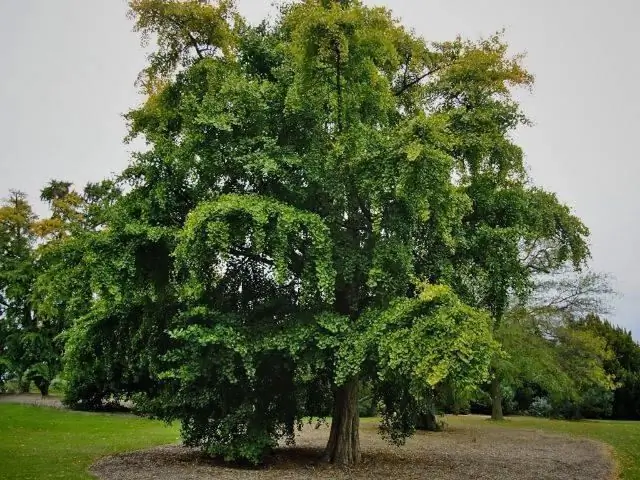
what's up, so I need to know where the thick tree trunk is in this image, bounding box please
[323,378,361,465]
[417,411,440,431]
[490,376,504,420]
[35,378,50,397]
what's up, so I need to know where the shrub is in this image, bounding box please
[551,388,614,420]
[48,376,67,395]
[528,396,553,418]
[580,388,614,419]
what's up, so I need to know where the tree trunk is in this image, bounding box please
[490,376,504,420]
[323,378,361,465]
[417,411,440,431]
[35,378,50,397]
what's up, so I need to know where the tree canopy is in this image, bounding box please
[0,0,601,467]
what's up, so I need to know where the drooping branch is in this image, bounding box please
[334,40,343,133]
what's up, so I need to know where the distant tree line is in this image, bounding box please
[451,314,640,421]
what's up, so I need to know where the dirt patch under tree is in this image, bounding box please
[91,420,615,480]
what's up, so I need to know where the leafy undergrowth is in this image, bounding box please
[446,415,640,480]
[0,403,179,480]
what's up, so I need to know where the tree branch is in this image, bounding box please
[164,14,207,60]
[394,64,445,96]
[229,247,306,276]
[526,248,553,273]
[400,53,411,92]
[187,32,205,59]
[521,238,540,263]
[229,248,274,267]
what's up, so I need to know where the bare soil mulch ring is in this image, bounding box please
[91,421,615,480]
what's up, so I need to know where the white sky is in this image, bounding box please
[0,0,637,337]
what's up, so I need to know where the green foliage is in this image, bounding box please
[493,309,572,397]
[493,308,615,418]
[59,224,176,410]
[496,308,613,398]
[555,387,614,419]
[176,194,336,302]
[528,396,553,418]
[12,0,594,466]
[482,265,613,419]
[54,0,519,463]
[408,0,592,420]
[0,190,57,395]
[573,314,640,419]
[352,285,495,442]
[128,0,239,92]
[0,180,127,402]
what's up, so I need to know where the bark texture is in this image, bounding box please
[34,378,50,397]
[417,411,441,431]
[323,378,361,465]
[490,376,504,420]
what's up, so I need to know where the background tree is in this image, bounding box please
[497,308,613,417]
[0,179,113,397]
[462,270,615,419]
[0,191,38,393]
[573,314,640,419]
[0,188,72,396]
[30,179,123,406]
[427,46,591,419]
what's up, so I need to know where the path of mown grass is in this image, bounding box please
[446,415,640,480]
[0,403,179,480]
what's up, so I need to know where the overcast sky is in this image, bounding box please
[0,1,638,337]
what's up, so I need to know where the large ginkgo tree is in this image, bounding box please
[56,0,589,466]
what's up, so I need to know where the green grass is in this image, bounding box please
[0,403,179,480]
[446,415,640,480]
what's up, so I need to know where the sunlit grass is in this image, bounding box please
[0,403,179,480]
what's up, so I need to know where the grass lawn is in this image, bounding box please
[446,415,640,480]
[1,402,638,480]
[0,403,179,480]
